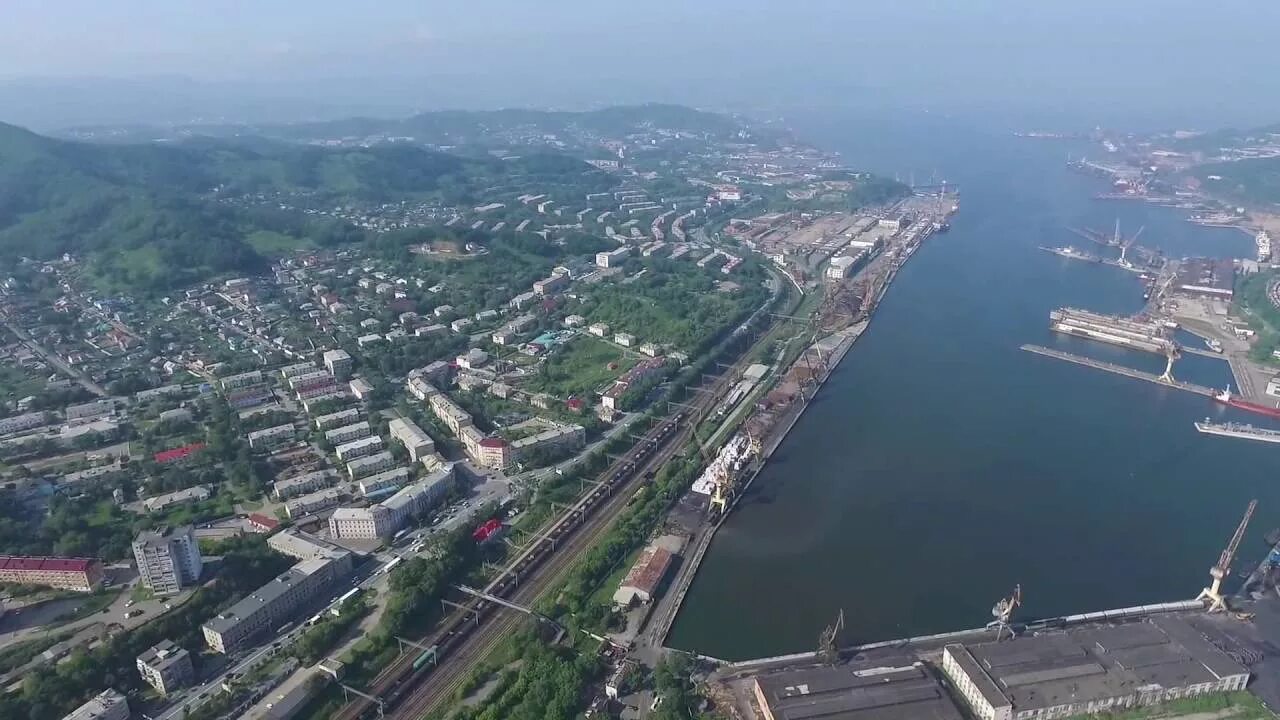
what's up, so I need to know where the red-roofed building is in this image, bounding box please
[472,518,503,543]
[0,555,103,592]
[612,545,674,607]
[475,436,509,470]
[247,513,281,534]
[154,442,205,464]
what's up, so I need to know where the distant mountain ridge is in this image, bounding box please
[0,119,616,290]
[59,103,751,147]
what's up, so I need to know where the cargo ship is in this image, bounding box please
[1194,418,1280,445]
[1039,245,1100,262]
[1214,387,1280,421]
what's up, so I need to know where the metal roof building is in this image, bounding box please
[942,616,1250,720]
[753,662,964,720]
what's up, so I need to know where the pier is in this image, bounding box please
[1020,344,1217,398]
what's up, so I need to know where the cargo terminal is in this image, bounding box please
[752,661,964,720]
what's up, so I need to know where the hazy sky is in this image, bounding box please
[3,0,1280,129]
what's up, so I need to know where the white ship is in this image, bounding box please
[1194,419,1280,444]
[1257,230,1272,262]
[1205,338,1224,353]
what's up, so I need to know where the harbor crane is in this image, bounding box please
[987,584,1022,641]
[818,609,845,665]
[1197,499,1258,612]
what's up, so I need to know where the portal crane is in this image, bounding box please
[987,584,1022,641]
[1197,499,1258,612]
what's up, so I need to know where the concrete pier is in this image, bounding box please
[1021,344,1216,398]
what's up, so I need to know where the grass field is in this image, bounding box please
[246,230,315,255]
[525,335,636,398]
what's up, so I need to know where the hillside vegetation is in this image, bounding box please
[1194,157,1280,208]
[0,121,614,290]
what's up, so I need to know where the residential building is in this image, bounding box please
[133,525,203,596]
[450,318,474,333]
[288,369,331,390]
[202,556,347,653]
[533,273,569,295]
[941,617,1250,720]
[357,466,413,496]
[347,450,396,479]
[595,247,631,268]
[279,362,317,379]
[137,640,194,695]
[273,470,335,500]
[356,333,382,348]
[509,422,586,464]
[639,342,662,357]
[1267,375,1280,398]
[588,322,610,337]
[219,370,264,391]
[614,332,635,347]
[266,529,353,574]
[428,392,474,435]
[323,349,353,380]
[509,290,538,310]
[324,420,371,446]
[335,435,383,461]
[470,433,510,470]
[65,398,125,425]
[564,314,586,328]
[456,348,489,369]
[415,323,447,338]
[247,423,296,449]
[328,506,394,541]
[284,487,343,519]
[142,485,212,512]
[0,555,103,592]
[407,376,438,401]
[62,689,130,720]
[349,377,374,400]
[388,417,435,461]
[0,411,49,436]
[313,407,360,431]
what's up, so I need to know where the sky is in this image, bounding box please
[3,0,1280,130]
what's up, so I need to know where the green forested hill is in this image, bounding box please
[1193,157,1280,208]
[0,122,614,290]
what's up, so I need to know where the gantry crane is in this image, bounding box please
[1198,499,1258,612]
[988,584,1022,641]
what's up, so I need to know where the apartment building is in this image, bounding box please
[137,640,194,695]
[247,423,296,449]
[347,450,395,479]
[133,525,203,596]
[335,435,383,462]
[0,555,103,592]
[201,556,347,653]
[272,470,336,500]
[388,417,435,461]
[325,420,371,446]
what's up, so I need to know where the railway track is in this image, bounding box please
[332,284,787,720]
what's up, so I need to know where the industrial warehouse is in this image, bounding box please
[941,617,1250,720]
[752,662,964,720]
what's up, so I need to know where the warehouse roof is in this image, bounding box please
[754,663,964,720]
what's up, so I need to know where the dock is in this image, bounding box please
[1020,344,1216,398]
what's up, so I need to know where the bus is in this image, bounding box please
[331,588,361,616]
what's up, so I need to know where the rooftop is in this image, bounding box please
[755,663,964,720]
[950,617,1249,713]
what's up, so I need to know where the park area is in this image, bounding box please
[525,335,635,399]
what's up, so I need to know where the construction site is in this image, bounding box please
[702,500,1280,720]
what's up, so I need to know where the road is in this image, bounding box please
[2,320,107,396]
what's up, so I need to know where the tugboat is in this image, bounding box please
[1205,338,1224,354]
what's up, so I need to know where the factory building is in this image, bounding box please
[753,662,965,720]
[133,525,203,596]
[388,417,435,461]
[941,617,1250,720]
[137,640,194,695]
[202,556,347,653]
[0,555,103,592]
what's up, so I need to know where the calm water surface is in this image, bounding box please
[667,112,1280,661]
